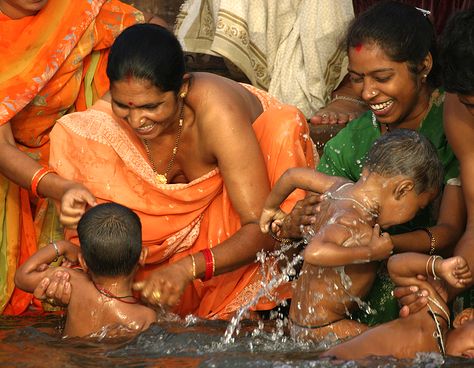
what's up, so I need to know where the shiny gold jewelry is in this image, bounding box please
[180,92,187,98]
[190,254,196,279]
[371,90,377,96]
[51,241,60,262]
[152,290,161,301]
[420,227,436,255]
[143,98,185,184]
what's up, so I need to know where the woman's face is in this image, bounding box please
[110,78,180,140]
[348,43,426,126]
[0,0,48,18]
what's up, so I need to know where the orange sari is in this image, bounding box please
[50,86,315,319]
[0,0,143,314]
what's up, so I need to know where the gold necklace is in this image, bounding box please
[143,99,185,184]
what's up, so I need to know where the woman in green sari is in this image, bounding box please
[279,1,465,325]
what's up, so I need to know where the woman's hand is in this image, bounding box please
[310,97,367,125]
[59,183,97,228]
[259,207,287,234]
[273,193,324,239]
[133,260,194,308]
[33,270,72,307]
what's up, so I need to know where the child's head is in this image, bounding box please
[77,202,143,277]
[446,308,474,358]
[363,129,443,227]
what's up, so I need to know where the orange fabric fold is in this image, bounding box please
[50,87,315,319]
[0,0,143,315]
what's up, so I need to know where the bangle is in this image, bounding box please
[31,167,55,198]
[330,94,366,106]
[426,255,442,280]
[268,227,294,245]
[190,254,196,279]
[420,227,436,255]
[51,241,60,262]
[201,249,215,281]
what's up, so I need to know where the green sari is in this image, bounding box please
[317,89,460,324]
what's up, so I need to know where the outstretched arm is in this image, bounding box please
[304,223,393,267]
[388,253,472,289]
[15,241,79,293]
[260,168,343,233]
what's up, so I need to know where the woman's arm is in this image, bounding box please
[0,123,96,211]
[391,184,466,255]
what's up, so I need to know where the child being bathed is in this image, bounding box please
[15,202,156,338]
[260,129,443,344]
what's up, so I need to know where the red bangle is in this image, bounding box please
[31,167,55,198]
[201,248,215,281]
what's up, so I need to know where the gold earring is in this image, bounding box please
[180,92,187,99]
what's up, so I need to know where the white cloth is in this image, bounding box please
[175,0,354,118]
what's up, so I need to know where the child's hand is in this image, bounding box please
[259,207,287,234]
[436,256,472,288]
[368,224,393,261]
[58,240,79,265]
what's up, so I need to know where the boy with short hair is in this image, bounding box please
[15,202,155,338]
[260,129,444,343]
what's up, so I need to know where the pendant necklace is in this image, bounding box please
[143,98,185,184]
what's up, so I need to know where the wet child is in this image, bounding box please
[15,202,156,338]
[259,129,443,344]
[322,252,472,358]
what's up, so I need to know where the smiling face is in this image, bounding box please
[348,43,429,127]
[110,78,181,140]
[0,0,48,18]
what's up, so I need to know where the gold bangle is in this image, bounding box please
[330,94,366,106]
[51,241,60,262]
[190,254,196,279]
[209,249,216,276]
[420,227,436,255]
[268,227,293,245]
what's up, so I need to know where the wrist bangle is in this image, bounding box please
[50,241,60,262]
[31,167,55,198]
[330,94,366,106]
[420,227,436,255]
[190,254,196,279]
[201,249,215,281]
[268,227,294,245]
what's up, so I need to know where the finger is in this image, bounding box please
[309,115,323,125]
[33,277,51,300]
[372,224,380,237]
[328,113,338,125]
[336,113,349,124]
[392,285,418,299]
[79,191,97,208]
[399,305,410,318]
[60,282,72,305]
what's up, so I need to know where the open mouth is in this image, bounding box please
[136,123,156,135]
[369,99,393,112]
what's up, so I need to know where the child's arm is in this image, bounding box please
[388,253,472,289]
[15,240,79,293]
[304,223,393,267]
[260,168,347,233]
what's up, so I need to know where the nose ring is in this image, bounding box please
[140,118,146,124]
[371,91,377,96]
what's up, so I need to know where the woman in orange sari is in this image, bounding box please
[48,24,315,319]
[0,0,143,314]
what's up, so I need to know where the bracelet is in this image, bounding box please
[330,94,366,106]
[426,255,443,280]
[420,227,436,255]
[268,227,294,245]
[201,249,215,281]
[31,167,55,198]
[51,241,60,262]
[190,254,196,279]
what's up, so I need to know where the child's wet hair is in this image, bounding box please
[364,129,444,194]
[78,202,142,277]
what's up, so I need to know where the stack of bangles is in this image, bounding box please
[190,248,215,281]
[31,166,56,198]
[426,255,443,280]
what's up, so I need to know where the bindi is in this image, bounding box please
[355,44,363,52]
[128,102,135,106]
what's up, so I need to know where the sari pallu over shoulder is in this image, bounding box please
[50,88,316,319]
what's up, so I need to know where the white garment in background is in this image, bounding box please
[175,0,354,118]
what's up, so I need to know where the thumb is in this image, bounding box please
[372,223,380,237]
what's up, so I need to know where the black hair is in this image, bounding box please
[365,129,443,194]
[439,9,474,95]
[107,23,185,93]
[346,1,441,88]
[77,202,142,277]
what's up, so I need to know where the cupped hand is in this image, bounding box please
[393,284,429,318]
[133,261,193,308]
[60,183,96,228]
[274,193,324,239]
[368,224,394,261]
[33,270,72,307]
